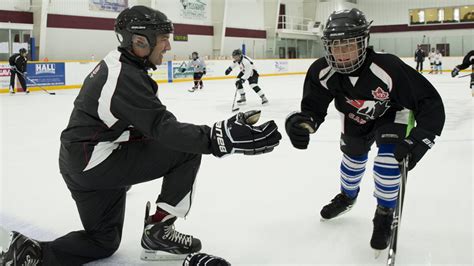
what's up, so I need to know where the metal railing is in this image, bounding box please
[277,15,322,34]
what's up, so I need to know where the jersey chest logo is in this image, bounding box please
[345,98,391,121]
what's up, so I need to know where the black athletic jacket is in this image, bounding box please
[59,48,211,173]
[456,50,474,70]
[301,48,445,138]
[9,53,27,72]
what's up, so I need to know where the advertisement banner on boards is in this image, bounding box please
[26,63,66,86]
[0,64,11,88]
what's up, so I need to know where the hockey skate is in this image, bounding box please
[8,86,14,94]
[140,202,201,261]
[1,231,42,265]
[236,94,246,105]
[320,192,356,221]
[261,95,269,105]
[371,205,394,257]
[188,86,197,92]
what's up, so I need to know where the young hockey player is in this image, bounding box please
[1,6,281,266]
[428,47,436,74]
[225,49,268,105]
[181,51,206,92]
[434,50,443,74]
[285,8,445,252]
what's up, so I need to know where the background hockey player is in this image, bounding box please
[285,8,444,253]
[433,49,443,74]
[225,49,268,105]
[451,50,474,96]
[181,51,206,92]
[1,6,281,266]
[427,47,436,74]
[8,48,29,94]
[414,45,425,73]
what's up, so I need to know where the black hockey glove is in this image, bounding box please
[451,67,459,78]
[225,67,232,75]
[203,70,206,75]
[285,112,317,149]
[394,127,435,170]
[211,110,281,157]
[235,78,245,88]
[180,68,186,73]
[183,253,230,266]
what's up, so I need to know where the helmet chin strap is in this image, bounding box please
[130,37,158,69]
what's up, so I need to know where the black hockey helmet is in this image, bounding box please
[322,8,372,74]
[232,49,242,57]
[19,48,27,54]
[192,51,198,58]
[114,5,173,50]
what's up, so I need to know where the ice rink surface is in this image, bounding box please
[1,72,472,265]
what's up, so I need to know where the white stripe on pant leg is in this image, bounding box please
[157,179,197,218]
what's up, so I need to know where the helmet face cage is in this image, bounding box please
[322,35,369,74]
[232,49,242,61]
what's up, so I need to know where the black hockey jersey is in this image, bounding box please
[456,50,474,70]
[59,48,212,173]
[301,48,445,137]
[9,53,27,72]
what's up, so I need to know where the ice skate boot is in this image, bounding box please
[236,94,246,105]
[320,192,356,220]
[1,231,42,265]
[371,205,394,251]
[261,95,268,105]
[140,202,201,261]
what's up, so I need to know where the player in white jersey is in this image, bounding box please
[428,47,436,74]
[225,49,268,105]
[181,51,206,92]
[434,50,443,74]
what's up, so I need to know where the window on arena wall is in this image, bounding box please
[454,8,460,21]
[460,5,474,22]
[438,9,444,21]
[409,5,474,24]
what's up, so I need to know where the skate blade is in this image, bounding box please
[140,249,188,261]
[372,248,386,259]
[319,206,354,222]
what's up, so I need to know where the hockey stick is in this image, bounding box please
[16,70,56,95]
[457,73,473,78]
[231,88,239,112]
[176,61,187,74]
[386,157,408,266]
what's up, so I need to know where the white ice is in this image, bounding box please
[1,73,472,265]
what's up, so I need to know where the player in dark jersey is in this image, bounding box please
[8,48,29,94]
[451,50,474,96]
[1,6,281,266]
[285,8,444,252]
